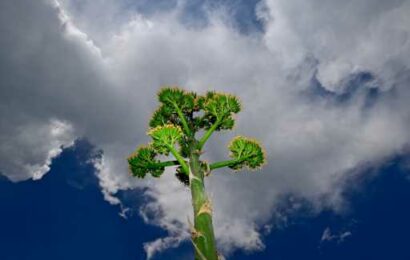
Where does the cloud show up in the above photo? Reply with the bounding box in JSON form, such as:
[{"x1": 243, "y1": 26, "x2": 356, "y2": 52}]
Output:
[
  {"x1": 1, "y1": 0, "x2": 410, "y2": 258},
  {"x1": 321, "y1": 227, "x2": 352, "y2": 244},
  {"x1": 261, "y1": 0, "x2": 410, "y2": 92},
  {"x1": 0, "y1": 118, "x2": 75, "y2": 181}
]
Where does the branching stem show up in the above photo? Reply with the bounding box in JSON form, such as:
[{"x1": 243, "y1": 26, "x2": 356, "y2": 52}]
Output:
[
  {"x1": 209, "y1": 154, "x2": 253, "y2": 171},
  {"x1": 172, "y1": 102, "x2": 192, "y2": 137},
  {"x1": 198, "y1": 118, "x2": 221, "y2": 150},
  {"x1": 148, "y1": 160, "x2": 180, "y2": 169},
  {"x1": 167, "y1": 145, "x2": 190, "y2": 175}
]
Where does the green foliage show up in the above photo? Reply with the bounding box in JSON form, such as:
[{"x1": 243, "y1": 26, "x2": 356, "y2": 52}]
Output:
[
  {"x1": 151, "y1": 88, "x2": 242, "y2": 133},
  {"x1": 201, "y1": 92, "x2": 241, "y2": 118},
  {"x1": 153, "y1": 87, "x2": 197, "y2": 135},
  {"x1": 148, "y1": 124, "x2": 183, "y2": 155},
  {"x1": 149, "y1": 105, "x2": 173, "y2": 128},
  {"x1": 129, "y1": 87, "x2": 266, "y2": 178},
  {"x1": 158, "y1": 87, "x2": 196, "y2": 112},
  {"x1": 228, "y1": 136, "x2": 266, "y2": 170},
  {"x1": 197, "y1": 91, "x2": 241, "y2": 131},
  {"x1": 127, "y1": 145, "x2": 164, "y2": 178}
]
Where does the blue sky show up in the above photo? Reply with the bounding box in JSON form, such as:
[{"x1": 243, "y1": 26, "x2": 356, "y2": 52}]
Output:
[
  {"x1": 2, "y1": 142, "x2": 410, "y2": 259},
  {"x1": 1, "y1": 0, "x2": 410, "y2": 259}
]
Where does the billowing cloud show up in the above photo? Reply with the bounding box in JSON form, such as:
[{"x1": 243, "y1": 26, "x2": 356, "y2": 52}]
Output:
[
  {"x1": 261, "y1": 0, "x2": 410, "y2": 92},
  {"x1": 1, "y1": 0, "x2": 410, "y2": 258}
]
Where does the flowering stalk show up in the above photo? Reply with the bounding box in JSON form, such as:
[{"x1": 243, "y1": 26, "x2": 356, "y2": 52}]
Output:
[{"x1": 128, "y1": 87, "x2": 266, "y2": 259}]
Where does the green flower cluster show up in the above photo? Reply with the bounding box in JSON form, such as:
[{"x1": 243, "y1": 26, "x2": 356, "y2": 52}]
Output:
[
  {"x1": 147, "y1": 124, "x2": 183, "y2": 155},
  {"x1": 127, "y1": 86, "x2": 265, "y2": 182},
  {"x1": 149, "y1": 88, "x2": 196, "y2": 130},
  {"x1": 197, "y1": 91, "x2": 241, "y2": 130},
  {"x1": 127, "y1": 145, "x2": 164, "y2": 178},
  {"x1": 228, "y1": 136, "x2": 266, "y2": 170},
  {"x1": 149, "y1": 87, "x2": 241, "y2": 133}
]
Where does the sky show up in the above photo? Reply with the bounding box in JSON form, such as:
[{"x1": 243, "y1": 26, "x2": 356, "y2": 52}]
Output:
[{"x1": 0, "y1": 0, "x2": 410, "y2": 259}]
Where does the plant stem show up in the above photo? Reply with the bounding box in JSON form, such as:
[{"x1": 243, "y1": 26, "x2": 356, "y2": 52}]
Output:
[
  {"x1": 172, "y1": 102, "x2": 192, "y2": 137},
  {"x1": 189, "y1": 144, "x2": 218, "y2": 260},
  {"x1": 148, "y1": 160, "x2": 180, "y2": 169},
  {"x1": 209, "y1": 155, "x2": 253, "y2": 170},
  {"x1": 209, "y1": 158, "x2": 240, "y2": 170},
  {"x1": 198, "y1": 119, "x2": 221, "y2": 150},
  {"x1": 167, "y1": 145, "x2": 190, "y2": 175}
]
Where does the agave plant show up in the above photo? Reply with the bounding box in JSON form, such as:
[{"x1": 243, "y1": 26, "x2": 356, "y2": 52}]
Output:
[{"x1": 128, "y1": 87, "x2": 266, "y2": 259}]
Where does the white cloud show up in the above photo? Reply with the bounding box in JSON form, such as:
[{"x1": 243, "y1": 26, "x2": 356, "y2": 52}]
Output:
[
  {"x1": 321, "y1": 227, "x2": 352, "y2": 244},
  {"x1": 261, "y1": 0, "x2": 410, "y2": 92},
  {"x1": 0, "y1": 118, "x2": 75, "y2": 181},
  {"x1": 1, "y1": 0, "x2": 410, "y2": 258}
]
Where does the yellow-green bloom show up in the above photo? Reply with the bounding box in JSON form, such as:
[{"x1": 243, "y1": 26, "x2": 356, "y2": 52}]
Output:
[
  {"x1": 228, "y1": 136, "x2": 266, "y2": 170},
  {"x1": 147, "y1": 124, "x2": 183, "y2": 155},
  {"x1": 127, "y1": 145, "x2": 163, "y2": 178}
]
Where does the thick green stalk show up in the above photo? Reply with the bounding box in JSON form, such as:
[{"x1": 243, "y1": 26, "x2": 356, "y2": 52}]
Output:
[{"x1": 189, "y1": 144, "x2": 218, "y2": 260}]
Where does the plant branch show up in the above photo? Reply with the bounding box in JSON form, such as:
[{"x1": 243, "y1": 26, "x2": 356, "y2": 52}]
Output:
[
  {"x1": 172, "y1": 102, "x2": 192, "y2": 136},
  {"x1": 209, "y1": 155, "x2": 253, "y2": 171},
  {"x1": 198, "y1": 119, "x2": 221, "y2": 150},
  {"x1": 167, "y1": 145, "x2": 190, "y2": 175},
  {"x1": 147, "y1": 160, "x2": 180, "y2": 169}
]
